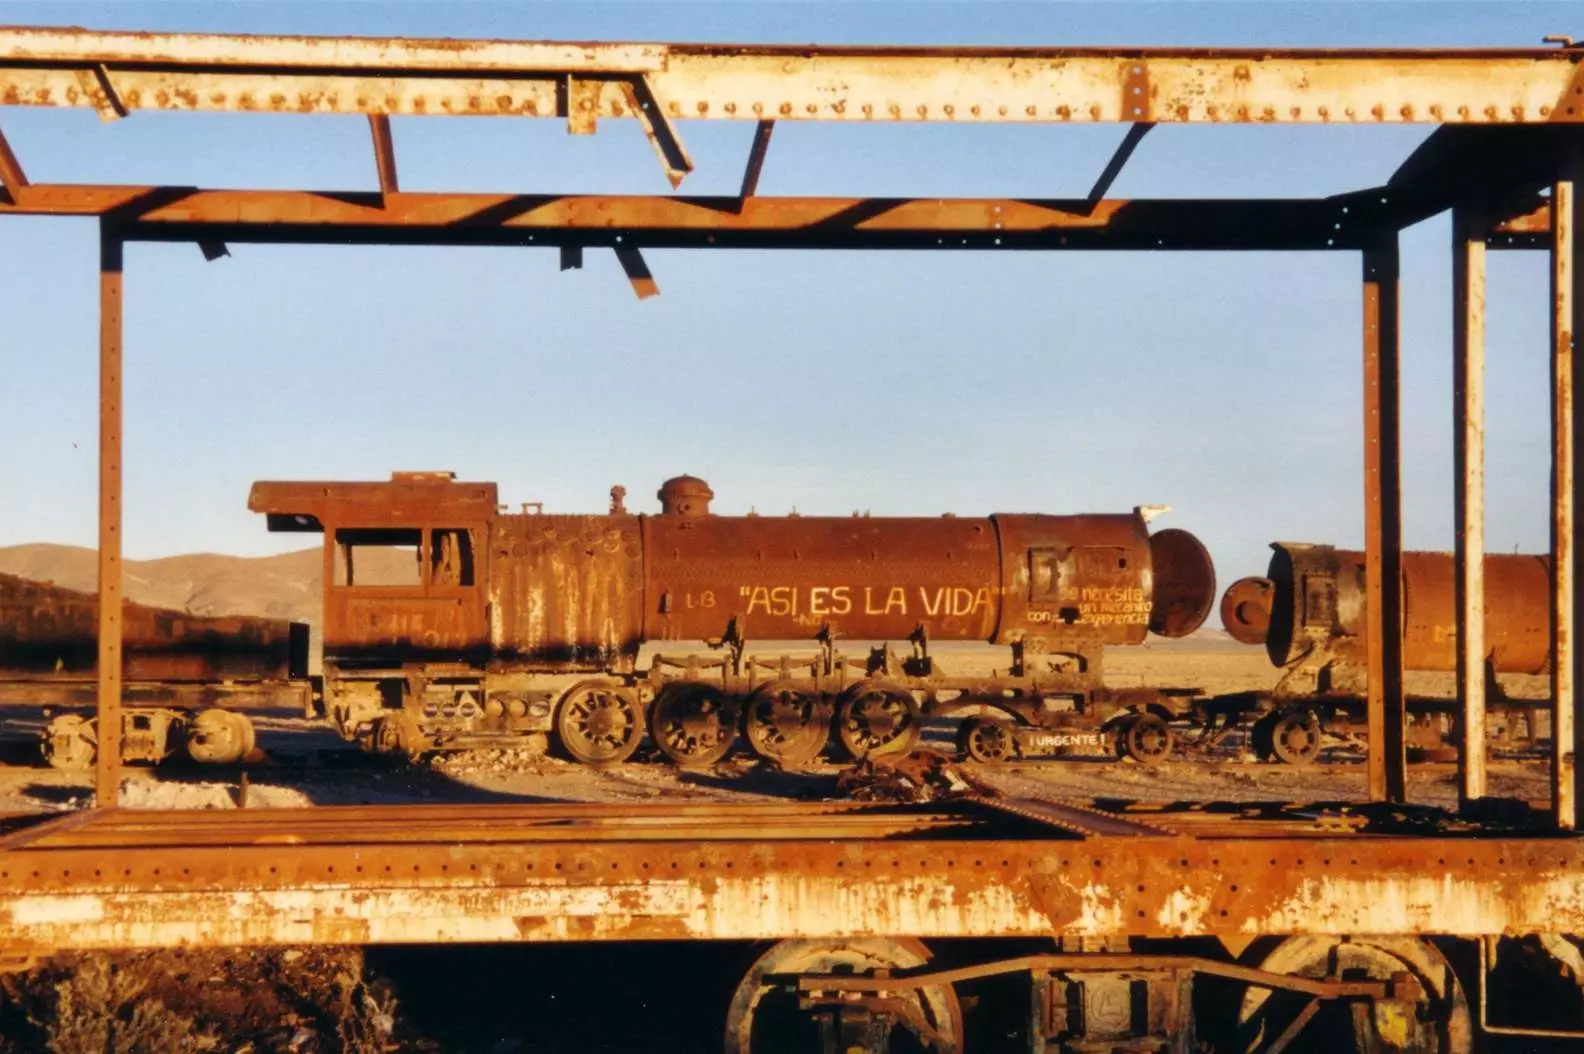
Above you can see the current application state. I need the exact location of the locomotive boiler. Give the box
[248,471,1217,765]
[1215,542,1553,763]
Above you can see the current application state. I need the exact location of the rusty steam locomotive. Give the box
[1212,543,1553,763]
[7,471,1219,768]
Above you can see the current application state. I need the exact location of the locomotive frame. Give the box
[2,23,1584,1052]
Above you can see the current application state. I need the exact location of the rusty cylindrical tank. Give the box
[1221,543,1552,674]
[641,479,1215,646]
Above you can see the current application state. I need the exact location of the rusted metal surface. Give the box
[1245,545,1553,677]
[739,119,774,198]
[2,27,1583,138]
[0,124,25,202]
[1554,169,1578,829]
[252,472,1213,660]
[96,226,122,809]
[1362,236,1406,803]
[0,573,307,682]
[0,185,1429,252]
[367,114,397,194]
[1,802,1583,953]
[1454,205,1489,806]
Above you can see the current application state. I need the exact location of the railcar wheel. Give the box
[186,708,253,765]
[1238,937,1472,1054]
[743,681,829,765]
[555,681,645,765]
[652,683,739,766]
[724,938,963,1054]
[958,717,1016,765]
[837,681,922,760]
[42,714,96,771]
[1120,713,1174,765]
[1269,709,1322,766]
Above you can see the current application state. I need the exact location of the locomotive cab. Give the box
[250,471,496,668]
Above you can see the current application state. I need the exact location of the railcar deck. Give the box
[1,797,1580,959]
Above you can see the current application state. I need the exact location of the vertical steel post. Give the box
[1453,206,1488,808]
[1553,170,1579,829]
[95,223,124,808]
[1364,233,1407,803]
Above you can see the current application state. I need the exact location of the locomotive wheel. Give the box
[743,681,829,766]
[555,681,645,765]
[651,683,740,767]
[724,938,964,1054]
[186,708,253,765]
[1269,709,1322,766]
[42,714,96,771]
[958,717,1017,765]
[1238,937,1472,1053]
[1119,713,1174,765]
[1249,713,1278,762]
[836,681,922,760]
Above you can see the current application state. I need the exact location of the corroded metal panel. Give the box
[642,515,1000,643]
[1,805,1583,952]
[490,514,644,666]
[1259,545,1553,676]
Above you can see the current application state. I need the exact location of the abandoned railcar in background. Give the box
[247,471,1218,765]
[0,572,311,767]
[1213,543,1555,763]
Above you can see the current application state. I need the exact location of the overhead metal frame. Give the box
[0,28,1581,815]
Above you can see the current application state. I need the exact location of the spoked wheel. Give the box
[743,681,830,765]
[1238,937,1473,1053]
[725,938,964,1054]
[185,708,256,764]
[651,683,739,766]
[1269,709,1322,766]
[1118,713,1174,765]
[555,681,645,765]
[41,714,96,771]
[957,717,1017,765]
[837,681,922,760]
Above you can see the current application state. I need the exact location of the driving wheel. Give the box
[836,681,922,760]
[743,681,829,765]
[555,681,645,765]
[651,682,739,766]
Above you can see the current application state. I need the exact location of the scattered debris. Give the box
[834,750,976,803]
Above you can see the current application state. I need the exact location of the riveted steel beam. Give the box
[1453,205,1488,808]
[2,28,1584,128]
[95,224,123,808]
[3,803,1584,951]
[1363,232,1407,804]
[1553,163,1580,829]
[0,184,1422,250]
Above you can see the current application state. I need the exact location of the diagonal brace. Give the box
[740,120,775,198]
[625,76,694,189]
[0,125,27,205]
[614,246,658,299]
[368,115,399,195]
[1085,121,1154,211]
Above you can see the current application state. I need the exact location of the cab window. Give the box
[333,528,422,587]
[430,528,475,587]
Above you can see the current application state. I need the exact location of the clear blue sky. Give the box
[0,2,1571,604]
